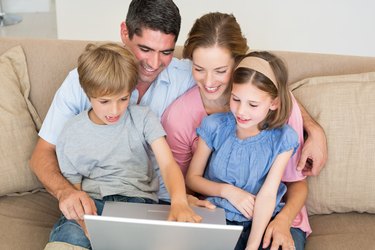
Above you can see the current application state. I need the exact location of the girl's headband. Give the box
[235,56,278,88]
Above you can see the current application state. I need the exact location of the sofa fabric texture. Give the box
[0,37,375,250]
[291,72,375,215]
[0,46,42,196]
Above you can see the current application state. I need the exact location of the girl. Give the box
[186,51,299,250]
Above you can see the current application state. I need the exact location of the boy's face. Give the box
[89,90,131,125]
[121,22,176,86]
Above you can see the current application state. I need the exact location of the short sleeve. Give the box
[279,125,299,157]
[196,113,231,150]
[140,107,167,145]
[39,69,90,145]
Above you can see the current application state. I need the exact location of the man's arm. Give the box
[30,138,96,220]
[262,180,308,250]
[297,99,328,176]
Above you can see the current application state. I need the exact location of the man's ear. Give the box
[120,22,129,44]
[269,97,279,111]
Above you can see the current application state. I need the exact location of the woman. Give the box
[162,12,311,249]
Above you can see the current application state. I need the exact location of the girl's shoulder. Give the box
[271,124,299,154]
[201,112,235,132]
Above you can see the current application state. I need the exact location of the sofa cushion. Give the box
[290,72,375,215]
[0,46,43,195]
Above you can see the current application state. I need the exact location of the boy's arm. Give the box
[246,150,293,250]
[151,137,202,223]
[297,100,328,176]
[30,138,96,220]
[262,179,308,249]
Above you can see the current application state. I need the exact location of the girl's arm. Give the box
[262,179,308,249]
[246,149,293,250]
[151,137,202,223]
[186,138,256,219]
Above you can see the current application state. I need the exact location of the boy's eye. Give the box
[194,68,203,72]
[99,100,108,104]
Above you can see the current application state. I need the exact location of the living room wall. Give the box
[55,0,375,57]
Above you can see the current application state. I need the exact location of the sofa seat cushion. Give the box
[0,192,60,250]
[291,72,375,215]
[0,45,43,195]
[306,213,375,250]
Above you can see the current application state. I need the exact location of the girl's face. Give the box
[230,82,278,136]
[89,89,131,125]
[192,46,234,101]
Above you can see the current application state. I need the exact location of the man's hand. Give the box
[262,214,294,250]
[187,194,216,209]
[224,185,255,219]
[58,188,97,220]
[168,199,202,223]
[297,124,328,176]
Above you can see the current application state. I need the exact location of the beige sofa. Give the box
[1,37,375,250]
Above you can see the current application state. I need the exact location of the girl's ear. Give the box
[269,97,279,111]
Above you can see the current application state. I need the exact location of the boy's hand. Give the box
[187,194,216,209]
[168,200,202,223]
[58,189,97,220]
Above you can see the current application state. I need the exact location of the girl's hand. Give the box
[223,185,256,219]
[168,200,202,223]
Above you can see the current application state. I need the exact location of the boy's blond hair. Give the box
[77,43,138,98]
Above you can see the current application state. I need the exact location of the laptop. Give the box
[85,202,243,250]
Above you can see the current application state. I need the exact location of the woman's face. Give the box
[192,46,234,101]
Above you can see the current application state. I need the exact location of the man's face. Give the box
[121,23,176,86]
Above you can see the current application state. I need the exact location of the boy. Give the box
[49,43,201,249]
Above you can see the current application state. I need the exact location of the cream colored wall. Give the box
[56,0,375,57]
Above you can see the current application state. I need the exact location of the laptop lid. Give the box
[85,203,242,250]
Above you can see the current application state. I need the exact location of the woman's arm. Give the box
[151,137,201,223]
[246,150,293,250]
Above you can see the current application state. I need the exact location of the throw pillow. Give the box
[0,46,43,196]
[290,72,375,215]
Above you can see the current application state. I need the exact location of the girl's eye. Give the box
[249,103,258,108]
[216,70,226,74]
[121,97,128,101]
[232,97,240,102]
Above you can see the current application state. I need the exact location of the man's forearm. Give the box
[30,138,74,200]
[297,98,320,135]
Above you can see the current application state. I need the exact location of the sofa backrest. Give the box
[1,37,375,120]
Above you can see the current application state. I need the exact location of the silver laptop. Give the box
[85,202,243,250]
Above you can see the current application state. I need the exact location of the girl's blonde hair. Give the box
[233,51,292,130]
[78,43,138,98]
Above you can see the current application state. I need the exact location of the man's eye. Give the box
[162,51,173,56]
[140,48,149,52]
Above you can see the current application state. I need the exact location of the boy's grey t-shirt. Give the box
[56,105,166,202]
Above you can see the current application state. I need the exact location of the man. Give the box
[30,0,327,248]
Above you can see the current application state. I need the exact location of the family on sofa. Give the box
[28,0,328,249]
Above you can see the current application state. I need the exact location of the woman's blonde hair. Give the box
[78,43,138,98]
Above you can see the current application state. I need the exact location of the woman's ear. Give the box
[269,97,279,111]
